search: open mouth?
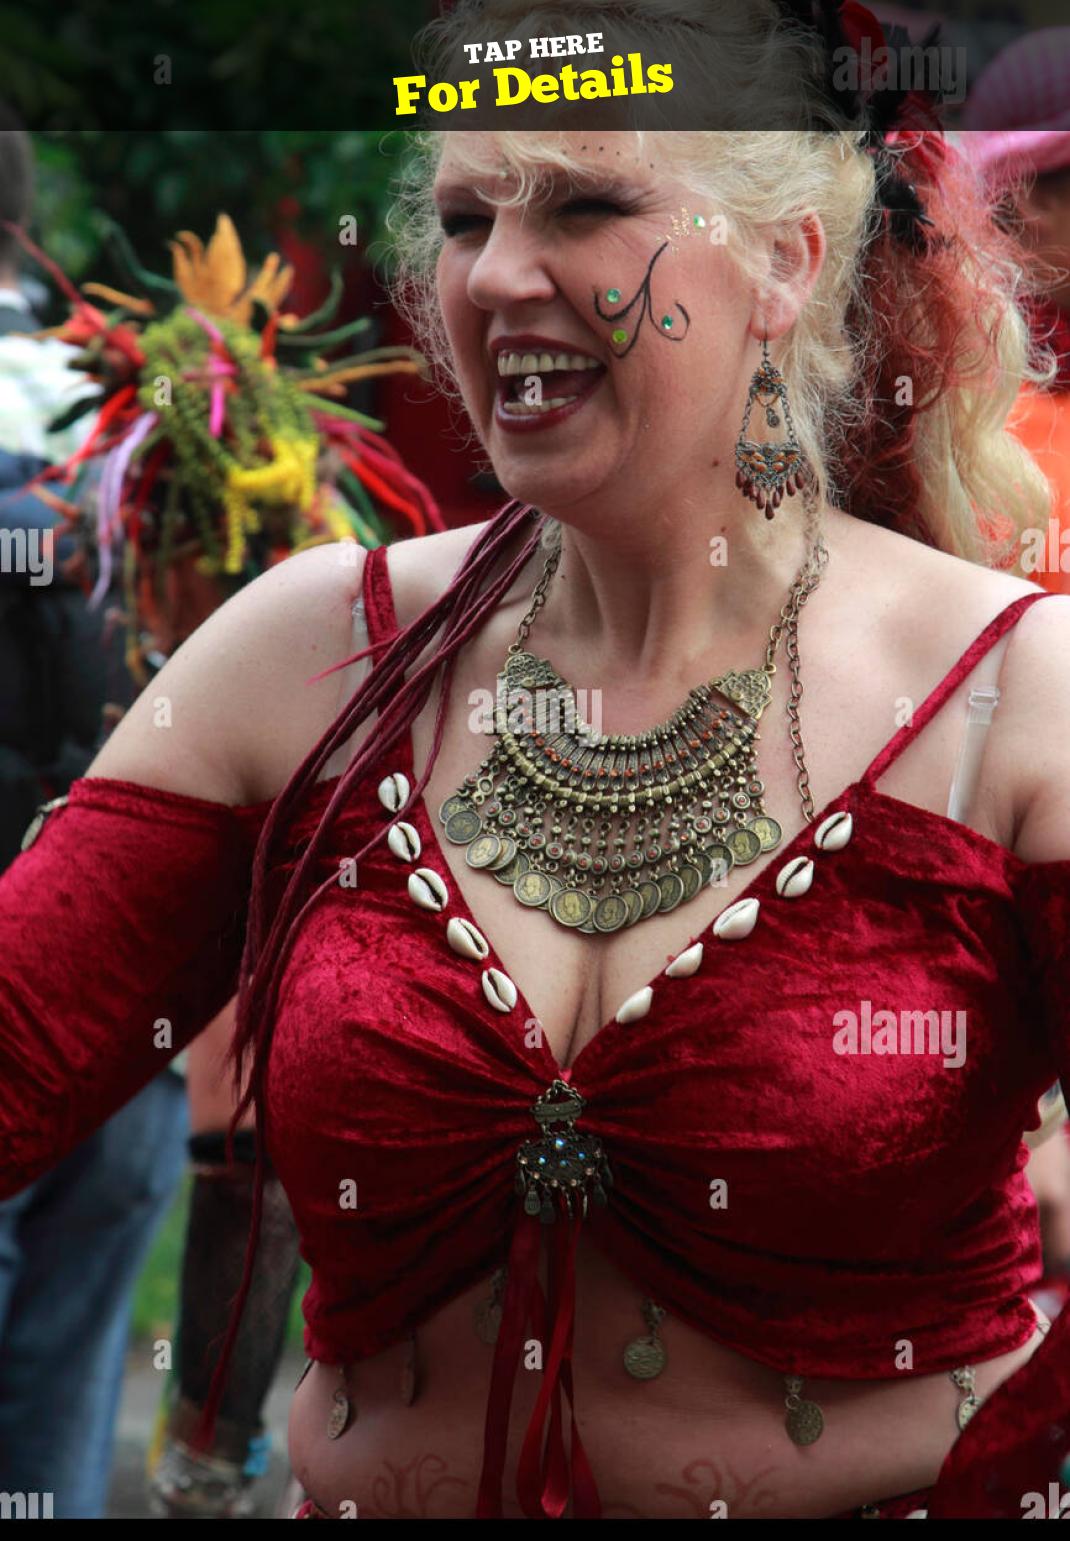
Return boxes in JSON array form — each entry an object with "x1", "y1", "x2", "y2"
[{"x1": 494, "y1": 348, "x2": 606, "y2": 421}]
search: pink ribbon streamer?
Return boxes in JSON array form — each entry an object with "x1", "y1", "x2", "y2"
[{"x1": 90, "y1": 411, "x2": 158, "y2": 609}]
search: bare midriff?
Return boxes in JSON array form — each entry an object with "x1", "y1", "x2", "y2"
[{"x1": 287, "y1": 1233, "x2": 1047, "y2": 1519}]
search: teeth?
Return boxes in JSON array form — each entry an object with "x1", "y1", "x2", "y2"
[
  {"x1": 502, "y1": 397, "x2": 579, "y2": 415},
  {"x1": 496, "y1": 350, "x2": 601, "y2": 376}
]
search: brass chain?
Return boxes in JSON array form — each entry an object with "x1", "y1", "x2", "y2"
[
  {"x1": 507, "y1": 537, "x2": 562, "y2": 655},
  {"x1": 770, "y1": 519, "x2": 829, "y2": 824},
  {"x1": 784, "y1": 557, "x2": 826, "y2": 823}
]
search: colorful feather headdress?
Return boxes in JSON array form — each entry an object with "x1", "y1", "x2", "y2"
[{"x1": 4, "y1": 213, "x2": 443, "y2": 682}]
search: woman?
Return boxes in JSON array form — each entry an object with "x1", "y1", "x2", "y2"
[{"x1": 4, "y1": 123, "x2": 1070, "y2": 1520}]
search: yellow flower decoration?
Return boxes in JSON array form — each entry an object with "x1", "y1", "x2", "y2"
[{"x1": 220, "y1": 436, "x2": 319, "y2": 573}]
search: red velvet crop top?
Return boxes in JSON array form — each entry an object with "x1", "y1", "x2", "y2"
[{"x1": 1, "y1": 547, "x2": 1070, "y2": 1519}]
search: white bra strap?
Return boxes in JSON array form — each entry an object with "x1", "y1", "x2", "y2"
[
  {"x1": 945, "y1": 634, "x2": 1008, "y2": 823},
  {"x1": 318, "y1": 592, "x2": 373, "y2": 782}
]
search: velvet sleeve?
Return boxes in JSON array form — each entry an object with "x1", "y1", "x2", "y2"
[
  {"x1": 0, "y1": 775, "x2": 268, "y2": 1200},
  {"x1": 928, "y1": 856, "x2": 1070, "y2": 1519}
]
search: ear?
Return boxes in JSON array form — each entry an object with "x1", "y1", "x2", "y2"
[{"x1": 749, "y1": 212, "x2": 826, "y2": 342}]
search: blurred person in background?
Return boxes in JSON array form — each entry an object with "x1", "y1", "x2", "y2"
[
  {"x1": 0, "y1": 123, "x2": 191, "y2": 1518},
  {"x1": 961, "y1": 36, "x2": 1070, "y2": 601}
]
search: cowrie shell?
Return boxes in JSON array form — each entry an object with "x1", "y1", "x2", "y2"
[
  {"x1": 814, "y1": 810, "x2": 853, "y2": 852},
  {"x1": 482, "y1": 967, "x2": 517, "y2": 1013},
  {"x1": 407, "y1": 867, "x2": 448, "y2": 912},
  {"x1": 387, "y1": 821, "x2": 421, "y2": 862},
  {"x1": 378, "y1": 771, "x2": 411, "y2": 814},
  {"x1": 664, "y1": 942, "x2": 703, "y2": 978},
  {"x1": 775, "y1": 856, "x2": 814, "y2": 898},
  {"x1": 712, "y1": 896, "x2": 760, "y2": 941},
  {"x1": 447, "y1": 916, "x2": 489, "y2": 960},
  {"x1": 615, "y1": 985, "x2": 653, "y2": 1024}
]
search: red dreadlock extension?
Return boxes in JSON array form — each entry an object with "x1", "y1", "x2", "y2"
[{"x1": 189, "y1": 497, "x2": 546, "y2": 1451}]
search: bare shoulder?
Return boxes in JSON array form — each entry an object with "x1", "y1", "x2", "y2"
[
  {"x1": 380, "y1": 519, "x2": 494, "y2": 629},
  {"x1": 993, "y1": 587, "x2": 1070, "y2": 862},
  {"x1": 837, "y1": 513, "x2": 1069, "y2": 859},
  {"x1": 89, "y1": 540, "x2": 368, "y2": 805},
  {"x1": 835, "y1": 513, "x2": 1040, "y2": 633}
]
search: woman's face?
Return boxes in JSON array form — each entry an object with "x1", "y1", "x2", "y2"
[{"x1": 433, "y1": 133, "x2": 758, "y2": 523}]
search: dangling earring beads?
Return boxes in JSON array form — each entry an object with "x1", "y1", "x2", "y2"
[{"x1": 734, "y1": 336, "x2": 808, "y2": 519}]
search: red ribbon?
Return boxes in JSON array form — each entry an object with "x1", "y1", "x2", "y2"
[{"x1": 476, "y1": 1207, "x2": 602, "y2": 1519}]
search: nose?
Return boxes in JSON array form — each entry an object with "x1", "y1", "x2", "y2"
[{"x1": 465, "y1": 210, "x2": 557, "y2": 313}]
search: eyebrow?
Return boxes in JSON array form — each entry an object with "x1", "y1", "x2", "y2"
[{"x1": 433, "y1": 170, "x2": 645, "y2": 207}]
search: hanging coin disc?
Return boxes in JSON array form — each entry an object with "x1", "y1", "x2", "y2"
[
  {"x1": 749, "y1": 815, "x2": 783, "y2": 852},
  {"x1": 488, "y1": 836, "x2": 518, "y2": 871},
  {"x1": 515, "y1": 869, "x2": 553, "y2": 906},
  {"x1": 466, "y1": 834, "x2": 503, "y2": 869},
  {"x1": 593, "y1": 893, "x2": 630, "y2": 933},
  {"x1": 493, "y1": 850, "x2": 529, "y2": 885},
  {"x1": 785, "y1": 1397, "x2": 824, "y2": 1446},
  {"x1": 657, "y1": 872, "x2": 685, "y2": 912},
  {"x1": 726, "y1": 826, "x2": 762, "y2": 865},
  {"x1": 439, "y1": 794, "x2": 472, "y2": 824},
  {"x1": 703, "y1": 843, "x2": 734, "y2": 885},
  {"x1": 326, "y1": 1388, "x2": 351, "y2": 1440},
  {"x1": 399, "y1": 1338, "x2": 418, "y2": 1406},
  {"x1": 444, "y1": 806, "x2": 483, "y2": 843},
  {"x1": 551, "y1": 888, "x2": 593, "y2": 929},
  {"x1": 623, "y1": 1335, "x2": 667, "y2": 1380}
]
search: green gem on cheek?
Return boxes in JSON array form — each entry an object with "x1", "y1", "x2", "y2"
[
  {"x1": 661, "y1": 315, "x2": 673, "y2": 330},
  {"x1": 605, "y1": 287, "x2": 621, "y2": 304},
  {"x1": 611, "y1": 328, "x2": 628, "y2": 345}
]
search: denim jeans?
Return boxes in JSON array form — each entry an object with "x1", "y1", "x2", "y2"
[{"x1": 0, "y1": 1070, "x2": 188, "y2": 1517}]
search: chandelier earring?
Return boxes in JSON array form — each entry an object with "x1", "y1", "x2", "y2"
[{"x1": 734, "y1": 335, "x2": 808, "y2": 518}]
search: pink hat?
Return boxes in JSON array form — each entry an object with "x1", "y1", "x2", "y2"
[
  {"x1": 959, "y1": 28, "x2": 1070, "y2": 183},
  {"x1": 959, "y1": 130, "x2": 1070, "y2": 184}
]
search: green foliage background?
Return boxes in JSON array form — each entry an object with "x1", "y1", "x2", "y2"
[
  {"x1": 28, "y1": 131, "x2": 408, "y2": 313},
  {"x1": 0, "y1": 0, "x2": 431, "y2": 128}
]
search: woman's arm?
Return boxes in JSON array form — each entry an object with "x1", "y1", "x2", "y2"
[
  {"x1": 88, "y1": 539, "x2": 367, "y2": 804},
  {"x1": 996, "y1": 594, "x2": 1070, "y2": 867},
  {"x1": 929, "y1": 594, "x2": 1070, "y2": 1518},
  {"x1": 0, "y1": 540, "x2": 365, "y2": 1198}
]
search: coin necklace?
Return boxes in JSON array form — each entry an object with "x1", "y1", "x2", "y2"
[{"x1": 436, "y1": 526, "x2": 829, "y2": 934}]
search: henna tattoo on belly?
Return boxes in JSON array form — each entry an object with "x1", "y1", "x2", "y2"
[
  {"x1": 311, "y1": 1452, "x2": 470, "y2": 1520},
  {"x1": 599, "y1": 1455, "x2": 781, "y2": 1519}
]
